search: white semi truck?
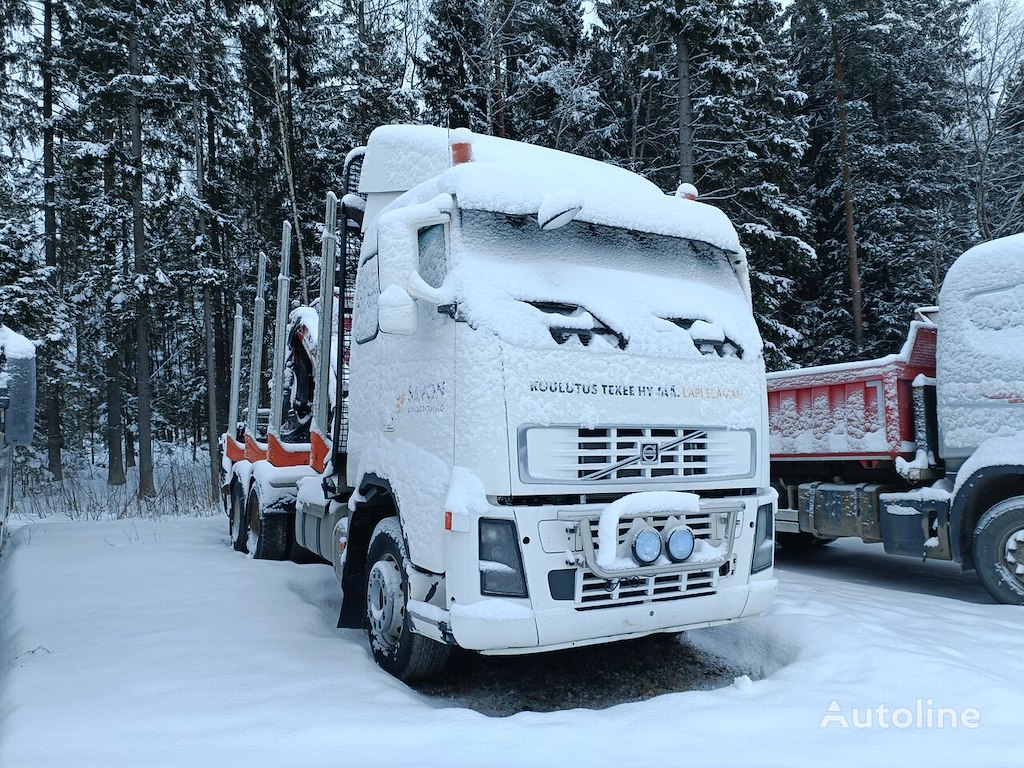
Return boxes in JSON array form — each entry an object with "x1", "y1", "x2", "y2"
[
  {"x1": 769, "y1": 233, "x2": 1024, "y2": 605},
  {"x1": 225, "y1": 125, "x2": 777, "y2": 680},
  {"x1": 0, "y1": 325, "x2": 36, "y2": 554}
]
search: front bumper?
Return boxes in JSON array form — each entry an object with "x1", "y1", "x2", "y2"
[{"x1": 433, "y1": 490, "x2": 777, "y2": 653}]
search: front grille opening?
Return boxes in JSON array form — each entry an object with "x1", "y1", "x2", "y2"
[
  {"x1": 574, "y1": 427, "x2": 710, "y2": 481},
  {"x1": 577, "y1": 569, "x2": 717, "y2": 610}
]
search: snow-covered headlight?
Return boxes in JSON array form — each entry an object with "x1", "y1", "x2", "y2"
[
  {"x1": 666, "y1": 526, "x2": 696, "y2": 562},
  {"x1": 632, "y1": 528, "x2": 663, "y2": 565},
  {"x1": 751, "y1": 503, "x2": 774, "y2": 574}
]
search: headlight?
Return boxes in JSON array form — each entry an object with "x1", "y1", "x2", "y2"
[
  {"x1": 751, "y1": 502, "x2": 774, "y2": 573},
  {"x1": 631, "y1": 528, "x2": 663, "y2": 565},
  {"x1": 479, "y1": 518, "x2": 528, "y2": 597},
  {"x1": 666, "y1": 526, "x2": 696, "y2": 562}
]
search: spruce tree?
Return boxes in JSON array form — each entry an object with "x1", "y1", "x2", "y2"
[{"x1": 789, "y1": 0, "x2": 973, "y2": 363}]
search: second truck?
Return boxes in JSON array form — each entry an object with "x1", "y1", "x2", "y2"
[{"x1": 769, "y1": 233, "x2": 1024, "y2": 605}]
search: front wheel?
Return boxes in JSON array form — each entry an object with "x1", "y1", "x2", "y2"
[
  {"x1": 972, "y1": 496, "x2": 1024, "y2": 605},
  {"x1": 365, "y1": 517, "x2": 450, "y2": 681}
]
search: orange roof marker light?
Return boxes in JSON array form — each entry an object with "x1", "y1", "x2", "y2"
[
  {"x1": 449, "y1": 127, "x2": 474, "y2": 165},
  {"x1": 675, "y1": 183, "x2": 698, "y2": 201}
]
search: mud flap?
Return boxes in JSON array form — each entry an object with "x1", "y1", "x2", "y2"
[{"x1": 337, "y1": 572, "x2": 364, "y2": 628}]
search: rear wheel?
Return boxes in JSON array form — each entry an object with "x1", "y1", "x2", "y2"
[
  {"x1": 244, "y1": 487, "x2": 292, "y2": 561},
  {"x1": 973, "y1": 496, "x2": 1024, "y2": 605},
  {"x1": 229, "y1": 484, "x2": 247, "y2": 552},
  {"x1": 365, "y1": 517, "x2": 450, "y2": 681}
]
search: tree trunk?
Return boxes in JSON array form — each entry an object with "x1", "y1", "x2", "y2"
[
  {"x1": 43, "y1": 0, "x2": 63, "y2": 480},
  {"x1": 195, "y1": 101, "x2": 220, "y2": 504},
  {"x1": 106, "y1": 349, "x2": 126, "y2": 485},
  {"x1": 677, "y1": 34, "x2": 695, "y2": 186},
  {"x1": 104, "y1": 122, "x2": 126, "y2": 486},
  {"x1": 130, "y1": 4, "x2": 155, "y2": 498},
  {"x1": 203, "y1": 1, "x2": 230, "y2": 431},
  {"x1": 831, "y1": 22, "x2": 863, "y2": 351},
  {"x1": 266, "y1": 0, "x2": 307, "y2": 304}
]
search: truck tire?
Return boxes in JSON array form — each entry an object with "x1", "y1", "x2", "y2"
[
  {"x1": 364, "y1": 517, "x2": 450, "y2": 681},
  {"x1": 973, "y1": 496, "x2": 1024, "y2": 605},
  {"x1": 229, "y1": 484, "x2": 247, "y2": 552},
  {"x1": 244, "y1": 486, "x2": 292, "y2": 561}
]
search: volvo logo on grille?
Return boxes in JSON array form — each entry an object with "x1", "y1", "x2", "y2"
[{"x1": 640, "y1": 443, "x2": 659, "y2": 464}]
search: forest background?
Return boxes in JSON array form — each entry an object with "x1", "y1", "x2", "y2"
[{"x1": 1, "y1": 0, "x2": 1022, "y2": 506}]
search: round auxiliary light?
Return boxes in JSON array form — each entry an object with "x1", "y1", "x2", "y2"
[
  {"x1": 667, "y1": 527, "x2": 696, "y2": 562},
  {"x1": 632, "y1": 528, "x2": 663, "y2": 565}
]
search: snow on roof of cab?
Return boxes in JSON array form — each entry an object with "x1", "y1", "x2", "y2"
[
  {"x1": 360, "y1": 125, "x2": 743, "y2": 255},
  {"x1": 0, "y1": 325, "x2": 35, "y2": 359},
  {"x1": 940, "y1": 232, "x2": 1024, "y2": 301}
]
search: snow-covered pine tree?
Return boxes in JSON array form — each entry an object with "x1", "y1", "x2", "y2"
[
  {"x1": 590, "y1": 0, "x2": 810, "y2": 368},
  {"x1": 956, "y1": 0, "x2": 1024, "y2": 240},
  {"x1": 789, "y1": 0, "x2": 973, "y2": 364},
  {"x1": 690, "y1": 0, "x2": 813, "y2": 369},
  {"x1": 0, "y1": 178, "x2": 65, "y2": 351},
  {"x1": 588, "y1": 0, "x2": 679, "y2": 177},
  {"x1": 989, "y1": 61, "x2": 1024, "y2": 235},
  {"x1": 503, "y1": 0, "x2": 603, "y2": 154},
  {"x1": 419, "y1": 0, "x2": 495, "y2": 133},
  {"x1": 0, "y1": 0, "x2": 74, "y2": 477}
]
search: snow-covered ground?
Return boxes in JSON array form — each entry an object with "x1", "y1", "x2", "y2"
[{"x1": 1, "y1": 516, "x2": 1018, "y2": 768}]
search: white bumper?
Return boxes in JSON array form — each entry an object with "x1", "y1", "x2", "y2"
[{"x1": 436, "y1": 491, "x2": 777, "y2": 654}]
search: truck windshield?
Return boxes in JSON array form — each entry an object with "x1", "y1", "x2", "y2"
[{"x1": 448, "y1": 210, "x2": 759, "y2": 362}]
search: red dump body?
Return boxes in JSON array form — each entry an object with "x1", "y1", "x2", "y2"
[{"x1": 768, "y1": 322, "x2": 937, "y2": 462}]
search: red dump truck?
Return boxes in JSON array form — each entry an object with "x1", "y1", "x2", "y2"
[{"x1": 768, "y1": 233, "x2": 1024, "y2": 605}]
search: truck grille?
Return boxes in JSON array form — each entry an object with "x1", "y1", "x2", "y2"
[
  {"x1": 577, "y1": 568, "x2": 717, "y2": 609},
  {"x1": 522, "y1": 426, "x2": 753, "y2": 484},
  {"x1": 573, "y1": 509, "x2": 729, "y2": 610}
]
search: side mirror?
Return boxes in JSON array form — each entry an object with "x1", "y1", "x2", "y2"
[
  {"x1": 1, "y1": 355, "x2": 36, "y2": 445},
  {"x1": 377, "y1": 285, "x2": 418, "y2": 336},
  {"x1": 407, "y1": 270, "x2": 447, "y2": 305}
]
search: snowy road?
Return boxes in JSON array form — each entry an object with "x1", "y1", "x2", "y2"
[{"x1": 1, "y1": 517, "x2": 1019, "y2": 768}]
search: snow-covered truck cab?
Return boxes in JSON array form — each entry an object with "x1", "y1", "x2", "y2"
[
  {"x1": 338, "y1": 126, "x2": 776, "y2": 679},
  {"x1": 936, "y1": 233, "x2": 1024, "y2": 601}
]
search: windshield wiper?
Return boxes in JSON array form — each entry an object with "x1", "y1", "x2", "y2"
[
  {"x1": 527, "y1": 301, "x2": 627, "y2": 350},
  {"x1": 666, "y1": 317, "x2": 743, "y2": 359}
]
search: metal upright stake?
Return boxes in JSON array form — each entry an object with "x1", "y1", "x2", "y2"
[
  {"x1": 227, "y1": 303, "x2": 244, "y2": 438},
  {"x1": 246, "y1": 253, "x2": 268, "y2": 441},
  {"x1": 269, "y1": 220, "x2": 292, "y2": 437},
  {"x1": 314, "y1": 193, "x2": 338, "y2": 441}
]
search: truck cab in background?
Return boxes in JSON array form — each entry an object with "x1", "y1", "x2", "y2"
[
  {"x1": 769, "y1": 233, "x2": 1024, "y2": 605},
  {"x1": 0, "y1": 326, "x2": 36, "y2": 554}
]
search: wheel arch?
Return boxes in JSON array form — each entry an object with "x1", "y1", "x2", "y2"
[
  {"x1": 338, "y1": 473, "x2": 400, "y2": 628},
  {"x1": 951, "y1": 464, "x2": 1024, "y2": 568},
  {"x1": 345, "y1": 473, "x2": 401, "y2": 582}
]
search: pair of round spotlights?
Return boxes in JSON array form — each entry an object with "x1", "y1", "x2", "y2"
[{"x1": 631, "y1": 526, "x2": 695, "y2": 565}]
